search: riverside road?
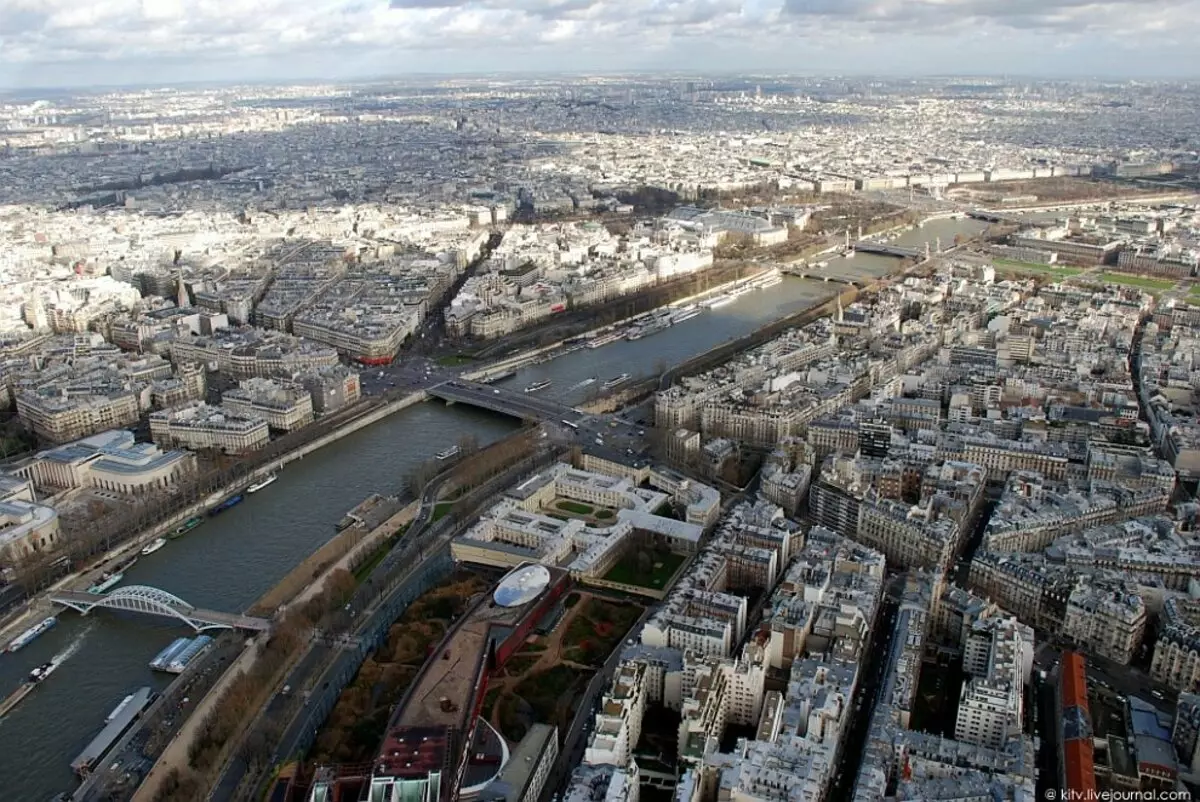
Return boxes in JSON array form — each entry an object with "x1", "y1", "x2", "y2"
[{"x1": 0, "y1": 217, "x2": 985, "y2": 802}]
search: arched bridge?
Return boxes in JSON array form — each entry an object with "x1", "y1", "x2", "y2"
[{"x1": 50, "y1": 585, "x2": 272, "y2": 633}]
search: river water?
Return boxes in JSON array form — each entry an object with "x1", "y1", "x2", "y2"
[{"x1": 0, "y1": 216, "x2": 985, "y2": 800}]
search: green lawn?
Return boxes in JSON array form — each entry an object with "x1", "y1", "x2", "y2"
[
  {"x1": 1100, "y1": 272, "x2": 1177, "y2": 292},
  {"x1": 602, "y1": 549, "x2": 687, "y2": 590},
  {"x1": 555, "y1": 500, "x2": 595, "y2": 515},
  {"x1": 432, "y1": 501, "x2": 455, "y2": 522},
  {"x1": 353, "y1": 543, "x2": 391, "y2": 582},
  {"x1": 435, "y1": 354, "x2": 475, "y2": 367},
  {"x1": 1187, "y1": 285, "x2": 1200, "y2": 299},
  {"x1": 994, "y1": 259, "x2": 1082, "y2": 280},
  {"x1": 594, "y1": 509, "x2": 614, "y2": 520},
  {"x1": 352, "y1": 524, "x2": 410, "y2": 582}
]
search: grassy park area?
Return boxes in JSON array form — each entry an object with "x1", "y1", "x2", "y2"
[
  {"x1": 494, "y1": 664, "x2": 593, "y2": 741},
  {"x1": 602, "y1": 548, "x2": 687, "y2": 591},
  {"x1": 432, "y1": 501, "x2": 455, "y2": 522},
  {"x1": 1100, "y1": 272, "x2": 1177, "y2": 292},
  {"x1": 555, "y1": 499, "x2": 595, "y2": 515},
  {"x1": 486, "y1": 593, "x2": 642, "y2": 742},
  {"x1": 561, "y1": 598, "x2": 643, "y2": 666},
  {"x1": 352, "y1": 524, "x2": 409, "y2": 583}
]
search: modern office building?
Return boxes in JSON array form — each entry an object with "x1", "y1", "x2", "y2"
[{"x1": 367, "y1": 564, "x2": 570, "y2": 802}]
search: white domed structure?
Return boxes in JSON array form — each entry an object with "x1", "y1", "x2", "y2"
[{"x1": 493, "y1": 564, "x2": 551, "y2": 608}]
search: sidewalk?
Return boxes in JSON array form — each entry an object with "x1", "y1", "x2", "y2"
[{"x1": 132, "y1": 636, "x2": 265, "y2": 802}]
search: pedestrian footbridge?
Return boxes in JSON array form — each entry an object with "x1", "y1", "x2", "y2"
[{"x1": 50, "y1": 584, "x2": 272, "y2": 633}]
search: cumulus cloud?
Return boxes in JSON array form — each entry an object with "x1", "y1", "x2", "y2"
[
  {"x1": 0, "y1": 0, "x2": 1195, "y2": 83},
  {"x1": 0, "y1": 0, "x2": 762, "y2": 66},
  {"x1": 783, "y1": 0, "x2": 1200, "y2": 35},
  {"x1": 390, "y1": 0, "x2": 598, "y2": 17}
]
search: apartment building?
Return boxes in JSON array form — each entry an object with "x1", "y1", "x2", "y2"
[
  {"x1": 222, "y1": 377, "x2": 315, "y2": 432},
  {"x1": 763, "y1": 527, "x2": 886, "y2": 670},
  {"x1": 967, "y1": 554, "x2": 1063, "y2": 628},
  {"x1": 1151, "y1": 599, "x2": 1200, "y2": 695},
  {"x1": 150, "y1": 361, "x2": 207, "y2": 409},
  {"x1": 642, "y1": 589, "x2": 744, "y2": 658},
  {"x1": 985, "y1": 471, "x2": 1169, "y2": 553},
  {"x1": 149, "y1": 402, "x2": 270, "y2": 454},
  {"x1": 759, "y1": 461, "x2": 811, "y2": 517},
  {"x1": 169, "y1": 326, "x2": 340, "y2": 378},
  {"x1": 16, "y1": 388, "x2": 140, "y2": 444},
  {"x1": 562, "y1": 763, "x2": 639, "y2": 802},
  {"x1": 855, "y1": 490, "x2": 961, "y2": 572},
  {"x1": 954, "y1": 615, "x2": 1033, "y2": 751},
  {"x1": 584, "y1": 662, "x2": 647, "y2": 768},
  {"x1": 1172, "y1": 694, "x2": 1200, "y2": 776},
  {"x1": 677, "y1": 644, "x2": 767, "y2": 765},
  {"x1": 298, "y1": 365, "x2": 362, "y2": 414},
  {"x1": 1062, "y1": 581, "x2": 1146, "y2": 665}
]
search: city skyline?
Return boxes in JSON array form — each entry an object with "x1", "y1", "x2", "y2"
[{"x1": 1, "y1": 0, "x2": 1198, "y2": 88}]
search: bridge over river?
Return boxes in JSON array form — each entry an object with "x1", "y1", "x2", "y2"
[
  {"x1": 50, "y1": 585, "x2": 272, "y2": 633},
  {"x1": 852, "y1": 241, "x2": 923, "y2": 258},
  {"x1": 427, "y1": 379, "x2": 586, "y2": 425}
]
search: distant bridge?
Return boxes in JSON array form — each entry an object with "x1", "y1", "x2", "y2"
[
  {"x1": 967, "y1": 209, "x2": 1033, "y2": 224},
  {"x1": 50, "y1": 585, "x2": 272, "y2": 633},
  {"x1": 428, "y1": 380, "x2": 585, "y2": 425},
  {"x1": 853, "y1": 241, "x2": 922, "y2": 259},
  {"x1": 785, "y1": 271, "x2": 863, "y2": 287}
]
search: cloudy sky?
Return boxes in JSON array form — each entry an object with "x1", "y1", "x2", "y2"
[{"x1": 0, "y1": 0, "x2": 1197, "y2": 88}]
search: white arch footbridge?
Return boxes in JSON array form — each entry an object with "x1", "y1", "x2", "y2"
[{"x1": 50, "y1": 585, "x2": 272, "y2": 633}]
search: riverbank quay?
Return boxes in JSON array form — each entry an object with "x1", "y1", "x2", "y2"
[
  {"x1": 0, "y1": 390, "x2": 428, "y2": 647},
  {"x1": 69, "y1": 634, "x2": 245, "y2": 802},
  {"x1": 655, "y1": 234, "x2": 970, "y2": 395},
  {"x1": 130, "y1": 498, "x2": 422, "y2": 802},
  {"x1": 461, "y1": 265, "x2": 777, "y2": 382},
  {"x1": 462, "y1": 261, "x2": 764, "y2": 361},
  {"x1": 209, "y1": 442, "x2": 562, "y2": 801}
]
